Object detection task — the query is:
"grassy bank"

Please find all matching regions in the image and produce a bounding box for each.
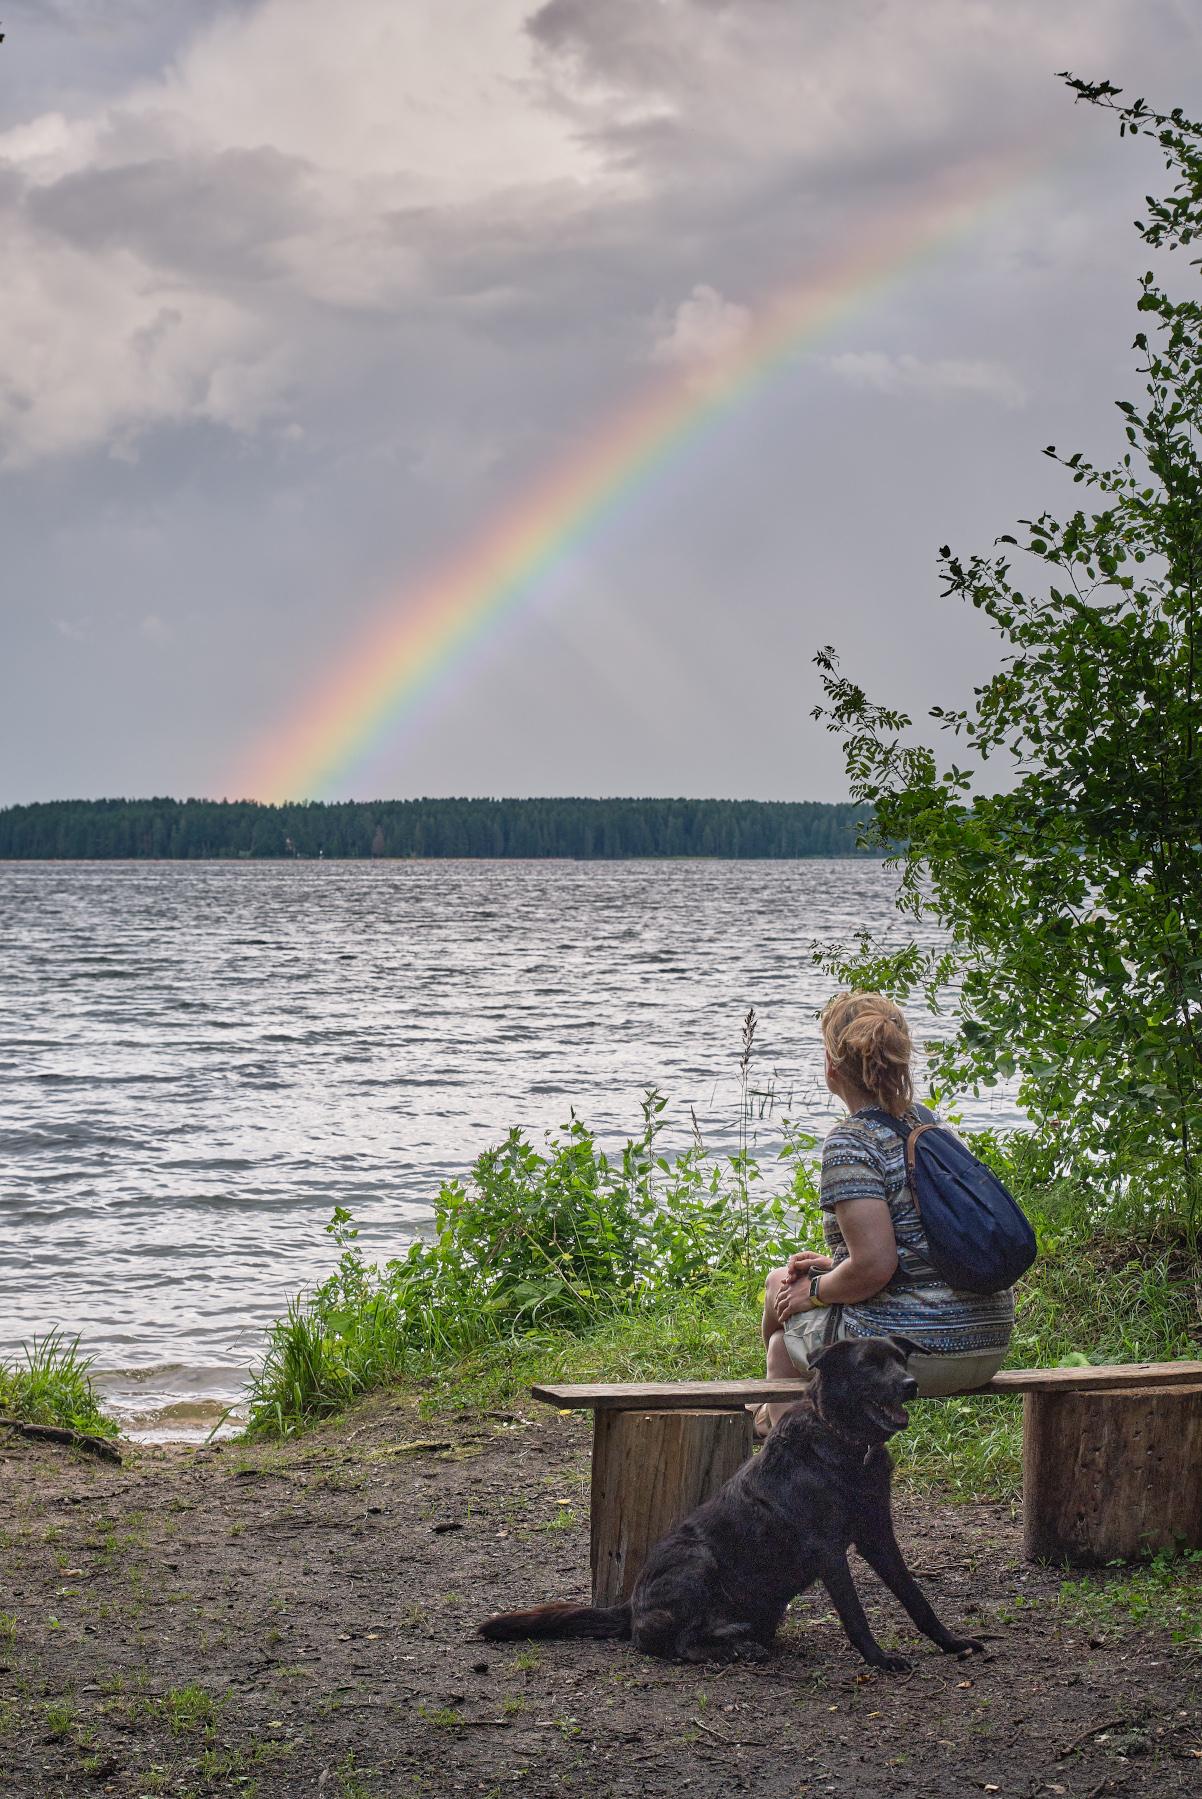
[243,1099,1202,1501]
[0,1331,118,1440]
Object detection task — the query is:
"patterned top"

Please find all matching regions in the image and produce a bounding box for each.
[820,1104,1015,1354]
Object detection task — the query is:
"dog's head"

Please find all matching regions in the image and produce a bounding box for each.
[805,1335,922,1441]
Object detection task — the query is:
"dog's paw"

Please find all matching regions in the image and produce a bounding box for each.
[869,1651,911,1674]
[940,1637,984,1657]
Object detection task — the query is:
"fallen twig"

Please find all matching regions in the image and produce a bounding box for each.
[691,1716,758,1748]
[1058,1718,1129,1760]
[0,1417,121,1465]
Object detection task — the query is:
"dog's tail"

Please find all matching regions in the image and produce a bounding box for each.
[478,1600,631,1641]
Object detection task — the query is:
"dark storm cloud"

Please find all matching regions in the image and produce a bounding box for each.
[1,1,1200,804]
[27,146,318,279]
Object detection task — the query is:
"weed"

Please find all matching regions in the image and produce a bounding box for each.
[335,1749,379,1797]
[0,1612,15,1641]
[43,1700,75,1738]
[417,1704,463,1727]
[512,1647,542,1672]
[197,1739,291,1780]
[162,1683,223,1737]
[501,1694,525,1718]
[1058,1544,1202,1643]
[0,1330,118,1437]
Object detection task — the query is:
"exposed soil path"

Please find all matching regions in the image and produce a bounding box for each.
[2,1394,1199,1797]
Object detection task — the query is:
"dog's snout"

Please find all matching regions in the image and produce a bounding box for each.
[901,1375,918,1401]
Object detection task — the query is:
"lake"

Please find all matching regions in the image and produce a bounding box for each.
[1,860,1022,1436]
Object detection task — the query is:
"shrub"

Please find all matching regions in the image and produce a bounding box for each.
[246,1092,818,1435]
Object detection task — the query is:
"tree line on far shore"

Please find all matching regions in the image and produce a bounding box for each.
[0,796,875,860]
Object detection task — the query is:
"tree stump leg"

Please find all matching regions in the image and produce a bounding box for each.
[590,1408,753,1605]
[1022,1383,1202,1565]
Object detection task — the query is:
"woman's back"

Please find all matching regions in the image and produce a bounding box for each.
[820,1103,1015,1356]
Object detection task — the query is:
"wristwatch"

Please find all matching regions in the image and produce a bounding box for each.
[808,1271,827,1307]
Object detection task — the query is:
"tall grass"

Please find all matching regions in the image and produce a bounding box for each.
[246,1091,816,1435]
[245,1095,1202,1499]
[0,1330,118,1438]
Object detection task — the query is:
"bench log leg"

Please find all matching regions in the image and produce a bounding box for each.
[1023,1383,1202,1565]
[590,1407,753,1606]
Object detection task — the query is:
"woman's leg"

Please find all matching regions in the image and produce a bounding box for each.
[764,1323,807,1428]
[762,1267,788,1348]
[756,1267,808,1433]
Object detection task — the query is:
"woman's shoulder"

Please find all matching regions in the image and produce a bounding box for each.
[821,1114,890,1186]
[825,1101,938,1146]
[823,1113,882,1155]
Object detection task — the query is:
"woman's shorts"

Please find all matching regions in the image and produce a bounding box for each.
[781,1305,1007,1396]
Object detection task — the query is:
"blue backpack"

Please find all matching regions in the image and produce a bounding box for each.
[864,1110,1037,1295]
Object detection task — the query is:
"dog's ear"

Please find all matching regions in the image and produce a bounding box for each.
[805,1342,832,1370]
[888,1335,925,1363]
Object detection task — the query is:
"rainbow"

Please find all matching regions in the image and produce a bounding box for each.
[234,156,1031,802]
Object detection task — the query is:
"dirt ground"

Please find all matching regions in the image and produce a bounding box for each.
[1,1394,1199,1799]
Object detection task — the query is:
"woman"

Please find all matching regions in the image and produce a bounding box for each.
[757,992,1014,1434]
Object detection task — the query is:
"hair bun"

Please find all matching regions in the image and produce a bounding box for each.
[821,991,913,1115]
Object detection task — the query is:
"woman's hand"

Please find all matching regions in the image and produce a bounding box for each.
[782,1251,833,1284]
[775,1279,816,1325]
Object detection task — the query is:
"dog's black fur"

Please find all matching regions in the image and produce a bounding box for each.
[479,1336,982,1672]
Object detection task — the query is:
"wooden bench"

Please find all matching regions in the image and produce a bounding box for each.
[531,1364,1202,1605]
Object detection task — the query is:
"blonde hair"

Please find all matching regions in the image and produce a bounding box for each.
[821,991,913,1117]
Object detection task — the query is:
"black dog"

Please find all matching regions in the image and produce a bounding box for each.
[480,1336,982,1672]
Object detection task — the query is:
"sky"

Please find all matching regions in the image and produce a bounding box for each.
[1,0,1200,805]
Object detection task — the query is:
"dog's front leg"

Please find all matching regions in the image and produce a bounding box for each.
[819,1552,909,1673]
[852,1526,982,1657]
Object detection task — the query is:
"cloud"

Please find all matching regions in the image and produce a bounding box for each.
[0,0,618,465]
[0,0,1156,468]
[528,0,1132,185]
[650,284,750,367]
[0,195,291,464]
[827,350,1027,409]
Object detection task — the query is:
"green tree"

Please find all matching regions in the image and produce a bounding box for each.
[813,75,1202,1208]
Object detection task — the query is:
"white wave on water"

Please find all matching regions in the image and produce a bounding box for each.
[92,1363,246,1443]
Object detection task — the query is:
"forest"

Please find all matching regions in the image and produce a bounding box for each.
[0,795,874,860]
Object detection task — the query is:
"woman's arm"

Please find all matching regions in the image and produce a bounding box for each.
[783,1250,834,1281]
[775,1199,898,1320]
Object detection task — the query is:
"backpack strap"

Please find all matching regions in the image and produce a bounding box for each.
[857,1109,945,1215]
